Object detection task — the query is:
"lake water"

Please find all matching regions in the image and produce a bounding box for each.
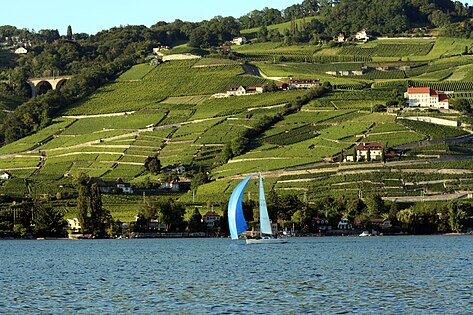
[0,235,472,314]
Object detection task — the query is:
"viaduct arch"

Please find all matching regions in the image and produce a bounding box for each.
[27,76,72,97]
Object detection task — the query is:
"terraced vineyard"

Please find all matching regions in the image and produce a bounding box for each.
[3,35,473,221]
[339,42,434,57]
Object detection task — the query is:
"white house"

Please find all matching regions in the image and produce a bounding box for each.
[0,172,12,180]
[288,78,320,89]
[226,85,265,96]
[152,46,169,55]
[165,164,186,174]
[116,182,133,194]
[405,87,449,109]
[231,36,247,45]
[356,142,383,161]
[370,218,393,230]
[338,218,353,230]
[355,29,370,42]
[337,33,346,43]
[66,218,81,232]
[160,180,180,192]
[202,211,221,228]
[14,47,28,54]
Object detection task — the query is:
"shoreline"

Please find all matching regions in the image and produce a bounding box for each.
[1,232,472,241]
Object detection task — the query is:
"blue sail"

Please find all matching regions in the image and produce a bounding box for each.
[259,175,273,235]
[228,175,253,240]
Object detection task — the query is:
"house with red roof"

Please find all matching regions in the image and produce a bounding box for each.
[337,33,346,43]
[356,142,383,161]
[288,78,320,89]
[230,36,247,45]
[226,85,265,96]
[202,211,221,227]
[405,87,449,109]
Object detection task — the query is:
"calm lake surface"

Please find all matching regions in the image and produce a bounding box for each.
[0,235,472,314]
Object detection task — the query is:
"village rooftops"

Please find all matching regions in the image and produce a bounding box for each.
[288,78,320,84]
[407,87,448,102]
[356,142,383,150]
[204,211,220,217]
[405,87,449,109]
[407,87,436,95]
[439,94,449,102]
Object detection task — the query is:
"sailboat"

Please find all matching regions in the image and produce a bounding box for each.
[228,174,287,244]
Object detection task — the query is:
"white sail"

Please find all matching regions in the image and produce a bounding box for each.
[259,175,273,235]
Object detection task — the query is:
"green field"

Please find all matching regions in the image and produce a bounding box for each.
[2,35,473,222]
[64,60,269,115]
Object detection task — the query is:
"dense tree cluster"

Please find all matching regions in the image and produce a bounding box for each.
[74,173,112,237]
[136,198,186,232]
[264,190,473,234]
[239,0,320,29]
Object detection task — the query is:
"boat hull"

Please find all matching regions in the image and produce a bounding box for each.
[245,238,288,244]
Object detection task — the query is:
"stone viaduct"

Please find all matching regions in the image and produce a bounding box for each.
[27,76,71,97]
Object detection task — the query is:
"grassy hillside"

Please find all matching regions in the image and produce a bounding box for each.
[2,37,473,222]
[64,60,268,115]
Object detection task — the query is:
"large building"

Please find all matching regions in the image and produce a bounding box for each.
[288,78,320,89]
[405,87,449,109]
[356,142,383,161]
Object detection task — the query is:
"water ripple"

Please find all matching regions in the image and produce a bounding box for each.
[0,236,472,314]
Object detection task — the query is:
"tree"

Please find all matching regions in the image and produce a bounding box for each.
[77,185,89,233]
[257,25,269,42]
[447,201,467,233]
[90,183,110,237]
[346,198,366,220]
[230,137,248,156]
[429,10,451,28]
[39,29,60,43]
[397,208,416,232]
[388,201,398,222]
[372,104,387,112]
[450,98,471,114]
[218,143,233,164]
[266,189,281,220]
[302,0,320,15]
[144,155,161,174]
[365,194,384,216]
[187,208,205,232]
[190,171,209,192]
[291,207,312,232]
[67,25,73,40]
[33,201,65,237]
[157,199,185,231]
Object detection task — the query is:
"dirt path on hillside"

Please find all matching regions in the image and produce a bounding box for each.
[62,111,136,119]
[221,154,473,180]
[382,192,473,202]
[395,134,473,150]
[242,64,285,81]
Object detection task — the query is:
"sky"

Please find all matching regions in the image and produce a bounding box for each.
[2,0,302,35]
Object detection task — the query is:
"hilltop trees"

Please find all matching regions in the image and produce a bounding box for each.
[188,16,240,48]
[66,25,73,40]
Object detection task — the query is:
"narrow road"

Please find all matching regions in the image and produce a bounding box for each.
[395,134,473,150]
